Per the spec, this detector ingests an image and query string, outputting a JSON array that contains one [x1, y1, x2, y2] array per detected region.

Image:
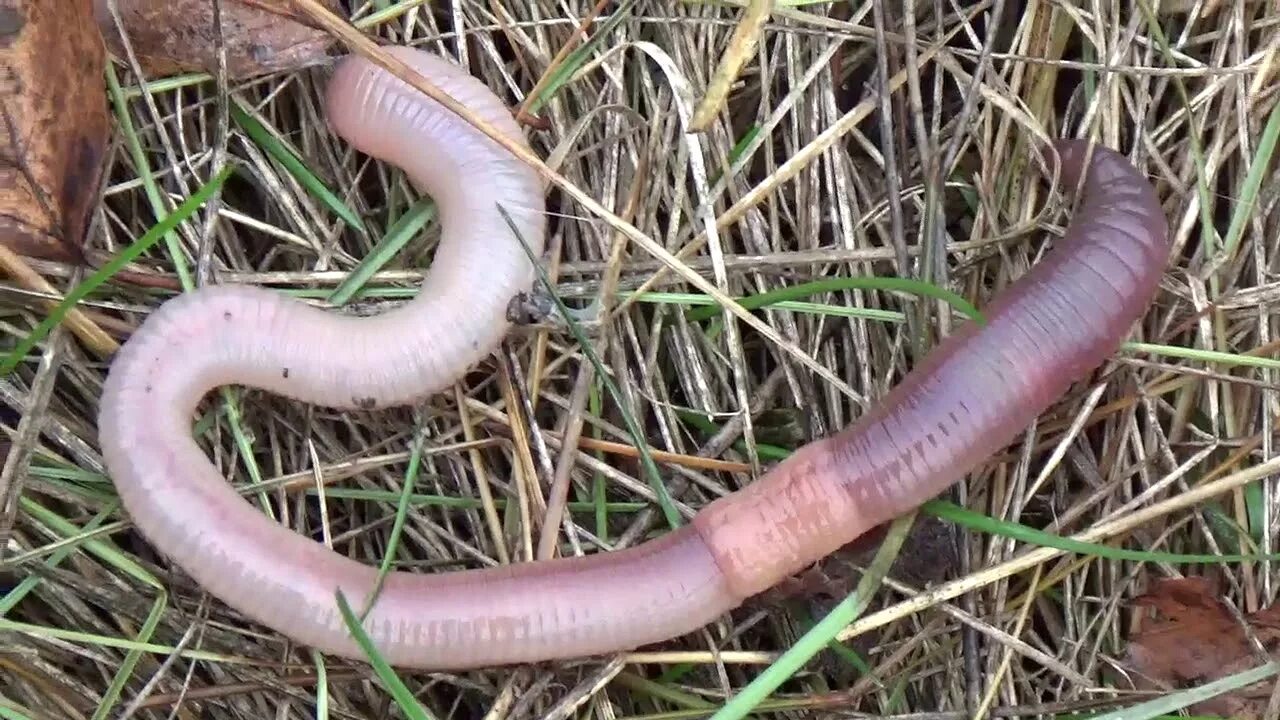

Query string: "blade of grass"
[[707, 124, 762, 187], [229, 100, 364, 232], [333, 590, 436, 720], [1215, 48, 1280, 266], [0, 165, 234, 376], [0, 618, 240, 664], [1085, 661, 1280, 720], [1121, 341, 1280, 370], [590, 378, 609, 541], [104, 64, 195, 290], [612, 672, 717, 710], [632, 291, 903, 324], [708, 513, 917, 720], [312, 650, 330, 720], [687, 277, 983, 344], [0, 504, 117, 615], [362, 430, 426, 614], [18, 497, 161, 590], [677, 410, 792, 461], [521, 0, 637, 116], [0, 703, 36, 720], [90, 594, 168, 720], [499, 205, 682, 528], [328, 198, 436, 306], [683, 276, 984, 324], [923, 499, 1280, 564]]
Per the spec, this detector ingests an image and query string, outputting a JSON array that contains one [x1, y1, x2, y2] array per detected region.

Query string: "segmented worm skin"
[[98, 48, 734, 669], [97, 42, 1169, 670], [693, 139, 1170, 598]]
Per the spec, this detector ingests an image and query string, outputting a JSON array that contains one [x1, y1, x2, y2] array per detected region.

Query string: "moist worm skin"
[[97, 43, 1169, 670], [694, 139, 1170, 598], [98, 48, 737, 670]]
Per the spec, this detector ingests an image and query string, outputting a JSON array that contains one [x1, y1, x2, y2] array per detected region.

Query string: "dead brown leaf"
[[1, 0, 110, 261], [94, 0, 338, 79], [1122, 575, 1280, 719]]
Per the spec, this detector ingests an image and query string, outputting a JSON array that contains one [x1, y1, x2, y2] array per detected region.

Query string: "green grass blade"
[[105, 63, 194, 290], [328, 198, 436, 306], [90, 594, 168, 720], [684, 277, 984, 329], [229, 100, 364, 232], [17, 498, 161, 590], [1086, 661, 1280, 720], [333, 590, 436, 720], [0, 165, 234, 376], [0, 703, 36, 720], [1122, 341, 1280, 370], [924, 499, 1280, 564], [521, 1, 637, 115], [0, 505, 117, 615], [709, 514, 916, 720], [498, 205, 682, 529]]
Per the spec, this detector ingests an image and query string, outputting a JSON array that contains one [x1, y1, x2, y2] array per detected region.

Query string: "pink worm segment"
[[97, 45, 1170, 670]]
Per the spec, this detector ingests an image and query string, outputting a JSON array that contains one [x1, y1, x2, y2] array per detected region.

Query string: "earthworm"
[[97, 46, 1170, 670]]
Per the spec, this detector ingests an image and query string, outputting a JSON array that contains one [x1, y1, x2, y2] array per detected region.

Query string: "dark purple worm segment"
[[694, 139, 1170, 600]]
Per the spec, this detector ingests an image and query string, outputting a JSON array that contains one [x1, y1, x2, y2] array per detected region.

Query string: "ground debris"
[[94, 0, 340, 79], [1122, 575, 1280, 719], [0, 0, 110, 261]]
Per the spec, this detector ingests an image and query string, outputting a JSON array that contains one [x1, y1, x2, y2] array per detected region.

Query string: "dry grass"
[[3, 1, 1280, 718]]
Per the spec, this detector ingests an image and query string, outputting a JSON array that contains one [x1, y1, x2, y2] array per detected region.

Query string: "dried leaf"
[[1123, 575, 1280, 719], [94, 0, 339, 79], [0, 0, 110, 261]]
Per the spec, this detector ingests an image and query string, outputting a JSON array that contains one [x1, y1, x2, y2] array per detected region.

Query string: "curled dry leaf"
[[0, 0, 110, 261], [1123, 575, 1280, 719], [94, 0, 339, 79]]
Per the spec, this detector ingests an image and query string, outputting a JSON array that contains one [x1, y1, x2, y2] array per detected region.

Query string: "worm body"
[[98, 44, 1169, 670], [98, 48, 744, 670], [694, 140, 1169, 596]]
